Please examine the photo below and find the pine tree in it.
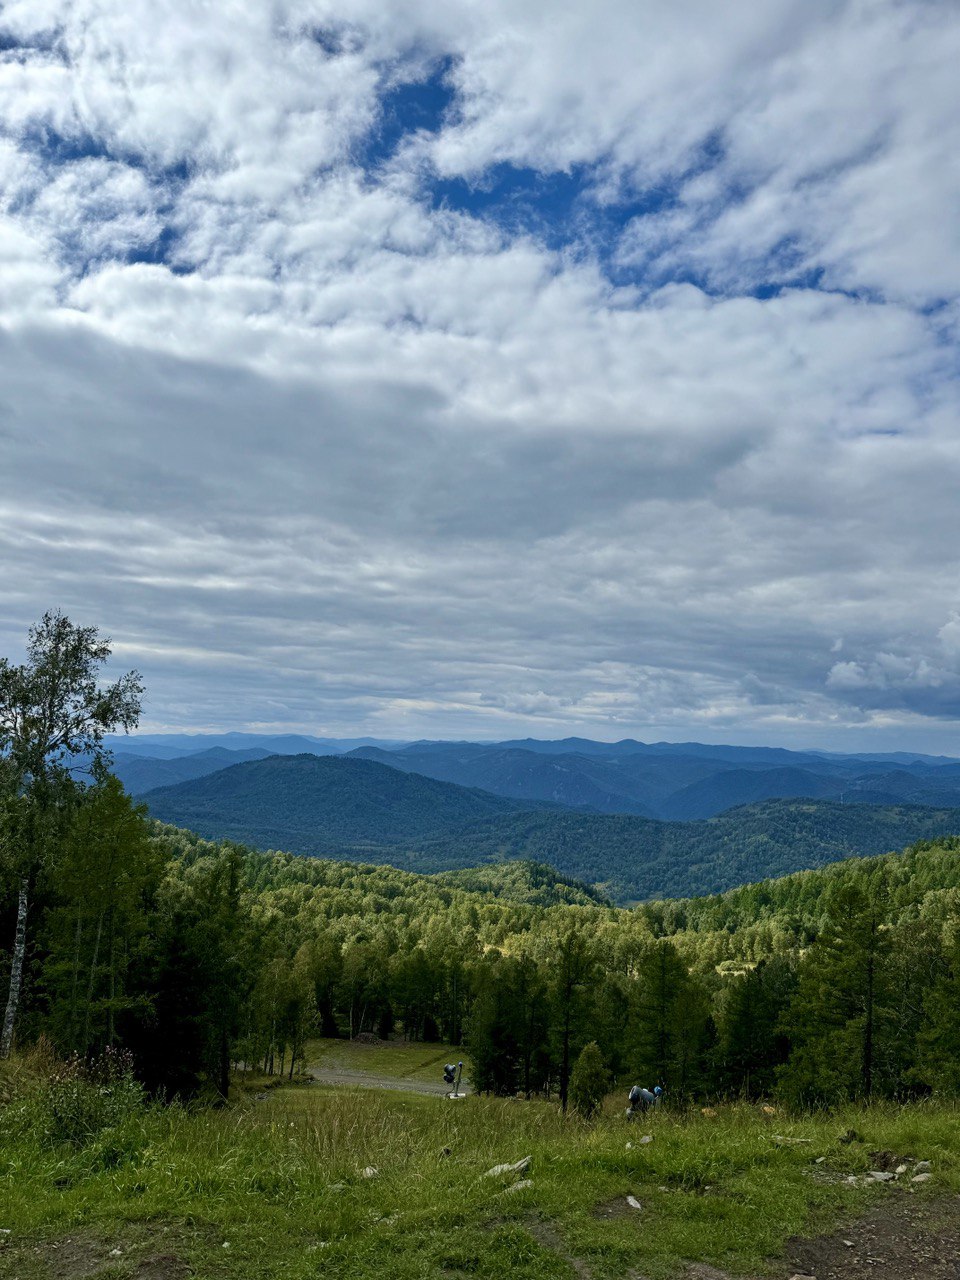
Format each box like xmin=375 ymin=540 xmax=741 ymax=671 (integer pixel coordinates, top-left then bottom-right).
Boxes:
xmin=629 ymin=940 xmax=708 ymax=1096
xmin=778 ymin=875 xmax=895 ymax=1106
xmin=569 ymin=1041 xmax=609 ymax=1118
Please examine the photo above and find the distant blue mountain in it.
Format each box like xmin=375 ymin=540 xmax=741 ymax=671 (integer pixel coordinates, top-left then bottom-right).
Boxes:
xmin=111 ymin=732 xmax=960 ymax=822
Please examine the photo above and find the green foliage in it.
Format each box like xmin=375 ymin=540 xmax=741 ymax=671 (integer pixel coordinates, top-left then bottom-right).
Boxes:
xmin=144 ymin=753 xmax=543 ymax=850
xmin=12 ymin=1047 xmax=146 ymax=1153
xmin=143 ymin=757 xmax=960 ymax=902
xmin=568 ymin=1041 xmax=609 ymax=1117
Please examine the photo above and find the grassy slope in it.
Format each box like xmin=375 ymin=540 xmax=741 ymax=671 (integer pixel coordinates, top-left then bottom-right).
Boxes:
xmin=2 ymin=1075 xmax=957 ymax=1280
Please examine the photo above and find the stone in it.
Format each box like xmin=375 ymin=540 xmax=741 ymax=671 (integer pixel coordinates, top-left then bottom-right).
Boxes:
xmin=915 ymin=1160 xmax=931 ymax=1171
xmin=483 ymin=1156 xmax=531 ymax=1179
xmin=868 ymin=1170 xmax=895 ymax=1181
xmin=505 ymin=1179 xmax=533 ymax=1194
xmin=626 ymin=1196 xmax=643 ymax=1211
xmin=912 ymin=1172 xmax=932 ymax=1183
xmin=639 ymin=1134 xmax=653 ymax=1144
xmin=361 ymin=1166 xmax=378 ymax=1179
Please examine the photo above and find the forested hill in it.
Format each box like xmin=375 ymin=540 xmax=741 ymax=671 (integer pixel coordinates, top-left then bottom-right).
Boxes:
xmin=142 ymin=753 xmax=555 ymax=848
xmin=405 ymin=799 xmax=960 ymax=900
xmin=140 ymin=751 xmax=960 ymax=902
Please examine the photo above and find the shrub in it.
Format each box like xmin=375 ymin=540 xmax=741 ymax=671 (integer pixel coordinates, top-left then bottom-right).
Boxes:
xmin=569 ymin=1041 xmax=610 ymax=1119
xmin=20 ymin=1047 xmax=147 ymax=1152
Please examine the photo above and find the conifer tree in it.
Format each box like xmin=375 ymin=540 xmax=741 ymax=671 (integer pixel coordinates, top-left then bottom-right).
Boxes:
xmin=569 ymin=1041 xmax=609 ymax=1118
xmin=778 ymin=875 xmax=895 ymax=1106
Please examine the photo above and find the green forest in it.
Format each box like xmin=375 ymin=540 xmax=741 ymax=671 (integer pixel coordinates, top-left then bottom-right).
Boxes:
xmin=142 ymin=753 xmax=960 ymax=903
xmin=4 ymin=615 xmax=960 ymax=1114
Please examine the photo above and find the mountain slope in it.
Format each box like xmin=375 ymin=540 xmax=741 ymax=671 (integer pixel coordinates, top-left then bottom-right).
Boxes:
xmin=141 ymin=753 xmax=550 ymax=850
xmin=348 ymin=740 xmax=960 ymax=819
xmin=400 ymin=799 xmax=960 ymax=900
xmin=111 ymin=746 xmax=273 ymax=794
xmin=347 ymin=744 xmax=655 ymax=815
xmin=141 ymin=753 xmax=960 ymax=904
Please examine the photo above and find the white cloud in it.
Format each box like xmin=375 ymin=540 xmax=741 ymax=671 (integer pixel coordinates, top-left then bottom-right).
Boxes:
xmin=0 ymin=0 xmax=958 ymax=746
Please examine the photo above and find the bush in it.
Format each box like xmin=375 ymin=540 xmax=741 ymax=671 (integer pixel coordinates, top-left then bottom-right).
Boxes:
xmin=18 ymin=1047 xmax=147 ymax=1152
xmin=569 ymin=1041 xmax=609 ymax=1119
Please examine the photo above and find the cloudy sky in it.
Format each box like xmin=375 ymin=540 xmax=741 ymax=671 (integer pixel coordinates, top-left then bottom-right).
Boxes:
xmin=2 ymin=0 xmax=959 ymax=750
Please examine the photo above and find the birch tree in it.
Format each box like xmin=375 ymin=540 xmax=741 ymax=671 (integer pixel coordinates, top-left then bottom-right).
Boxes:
xmin=0 ymin=611 xmax=142 ymax=1057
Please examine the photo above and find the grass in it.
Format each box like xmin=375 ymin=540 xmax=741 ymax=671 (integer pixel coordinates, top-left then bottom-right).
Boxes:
xmin=302 ymin=1036 xmax=454 ymax=1083
xmin=2 ymin=1051 xmax=959 ymax=1280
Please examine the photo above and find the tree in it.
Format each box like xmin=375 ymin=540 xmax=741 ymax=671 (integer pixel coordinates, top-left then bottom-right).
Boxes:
xmin=715 ymin=956 xmax=796 ymax=1097
xmin=629 ymin=940 xmax=709 ymax=1097
xmin=0 ymin=612 xmax=142 ymax=1057
xmin=569 ymin=1041 xmax=609 ymax=1118
xmin=42 ymin=778 xmax=164 ymax=1054
xmin=778 ymin=875 xmax=895 ymax=1106
xmin=549 ymin=925 xmax=597 ymax=1112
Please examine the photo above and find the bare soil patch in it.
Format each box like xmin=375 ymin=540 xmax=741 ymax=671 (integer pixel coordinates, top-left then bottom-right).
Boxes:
xmin=783 ymin=1192 xmax=960 ymax=1280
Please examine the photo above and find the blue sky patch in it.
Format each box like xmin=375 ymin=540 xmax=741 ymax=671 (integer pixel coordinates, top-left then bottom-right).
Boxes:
xmin=361 ymin=56 xmax=457 ymax=170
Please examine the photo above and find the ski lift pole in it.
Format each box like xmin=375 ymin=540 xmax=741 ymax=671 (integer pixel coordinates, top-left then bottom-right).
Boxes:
xmin=443 ymin=1060 xmax=464 ymax=1099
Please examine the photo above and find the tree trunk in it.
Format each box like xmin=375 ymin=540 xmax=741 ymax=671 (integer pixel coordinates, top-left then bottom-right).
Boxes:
xmin=863 ymin=943 xmax=875 ymax=1099
xmin=82 ymin=911 xmax=105 ymax=1052
xmin=218 ymin=1027 xmax=230 ymax=1101
xmin=69 ymin=909 xmax=83 ymax=1046
xmin=1 ymin=877 xmax=30 ymax=1059
xmin=107 ymin=928 xmax=116 ymax=1047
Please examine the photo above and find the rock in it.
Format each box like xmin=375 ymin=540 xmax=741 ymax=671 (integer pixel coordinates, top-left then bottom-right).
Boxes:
xmin=915 ymin=1160 xmax=931 ymax=1171
xmin=639 ymin=1134 xmax=653 ymax=1144
xmin=895 ymin=1164 xmax=909 ymax=1175
xmin=912 ymin=1172 xmax=932 ymax=1183
xmin=815 ymin=1156 xmax=826 ymax=1164
xmin=362 ymin=1166 xmax=378 ymax=1179
xmin=505 ymin=1179 xmax=533 ymax=1194
xmin=788 ymin=1274 xmax=816 ymax=1280
xmin=483 ymin=1156 xmax=531 ymax=1179
xmin=626 ymin=1196 xmax=643 ymax=1211
xmin=109 ymin=1249 xmax=123 ymax=1257
xmin=844 ymin=1240 xmax=854 ymax=1247
xmin=868 ymin=1170 xmax=895 ymax=1181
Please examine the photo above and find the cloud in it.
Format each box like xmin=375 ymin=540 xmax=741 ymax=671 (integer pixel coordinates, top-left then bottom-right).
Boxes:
xmin=0 ymin=0 xmax=958 ymax=748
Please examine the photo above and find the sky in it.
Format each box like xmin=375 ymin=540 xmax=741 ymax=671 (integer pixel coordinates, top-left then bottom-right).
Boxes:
xmin=1 ymin=0 xmax=960 ymax=751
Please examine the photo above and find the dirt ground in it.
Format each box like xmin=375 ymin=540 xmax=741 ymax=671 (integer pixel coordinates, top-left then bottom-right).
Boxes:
xmin=782 ymin=1191 xmax=960 ymax=1280
xmin=305 ymin=1065 xmax=461 ymax=1094
xmin=4 ymin=1191 xmax=958 ymax=1279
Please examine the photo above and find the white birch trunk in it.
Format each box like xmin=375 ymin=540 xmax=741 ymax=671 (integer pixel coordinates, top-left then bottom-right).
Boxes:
xmin=1 ymin=876 xmax=29 ymax=1059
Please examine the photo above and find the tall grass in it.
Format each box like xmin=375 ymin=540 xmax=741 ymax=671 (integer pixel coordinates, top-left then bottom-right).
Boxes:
xmin=2 ymin=1071 xmax=958 ymax=1280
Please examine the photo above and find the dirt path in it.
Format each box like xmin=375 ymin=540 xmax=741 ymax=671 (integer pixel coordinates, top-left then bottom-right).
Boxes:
xmin=306 ymin=1066 xmax=469 ymax=1096
xmin=781 ymin=1191 xmax=960 ymax=1280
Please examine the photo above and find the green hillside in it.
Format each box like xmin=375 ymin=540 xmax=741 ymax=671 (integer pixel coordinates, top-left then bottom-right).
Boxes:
xmin=143 ymin=753 xmax=960 ymax=901
xmin=142 ymin=753 xmax=549 ymax=847
xmin=407 ymin=798 xmax=960 ymax=900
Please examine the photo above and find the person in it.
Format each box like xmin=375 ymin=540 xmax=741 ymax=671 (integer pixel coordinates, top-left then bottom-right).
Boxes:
xmin=626 ymin=1084 xmax=663 ymax=1118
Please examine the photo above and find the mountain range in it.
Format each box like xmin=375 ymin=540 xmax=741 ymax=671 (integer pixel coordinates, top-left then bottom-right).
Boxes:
xmin=111 ymin=732 xmax=960 ymax=821
xmin=139 ymin=752 xmax=960 ymax=902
